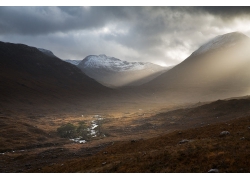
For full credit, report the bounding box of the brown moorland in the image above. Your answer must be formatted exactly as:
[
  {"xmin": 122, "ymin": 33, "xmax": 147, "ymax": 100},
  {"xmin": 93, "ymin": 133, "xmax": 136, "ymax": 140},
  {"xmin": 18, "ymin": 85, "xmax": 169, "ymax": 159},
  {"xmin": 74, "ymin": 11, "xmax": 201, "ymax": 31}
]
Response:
[
  {"xmin": 0, "ymin": 97, "xmax": 250, "ymax": 173},
  {"xmin": 43, "ymin": 115, "xmax": 250, "ymax": 173}
]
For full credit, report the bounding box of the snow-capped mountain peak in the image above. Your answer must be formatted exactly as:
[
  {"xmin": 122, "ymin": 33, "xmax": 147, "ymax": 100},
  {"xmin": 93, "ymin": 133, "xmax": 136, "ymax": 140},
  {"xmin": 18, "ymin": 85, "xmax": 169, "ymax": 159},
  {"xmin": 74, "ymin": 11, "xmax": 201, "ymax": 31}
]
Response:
[
  {"xmin": 77, "ymin": 54, "xmax": 171, "ymax": 87},
  {"xmin": 79, "ymin": 54, "xmax": 158, "ymax": 72},
  {"xmin": 191, "ymin": 32, "xmax": 248, "ymax": 57}
]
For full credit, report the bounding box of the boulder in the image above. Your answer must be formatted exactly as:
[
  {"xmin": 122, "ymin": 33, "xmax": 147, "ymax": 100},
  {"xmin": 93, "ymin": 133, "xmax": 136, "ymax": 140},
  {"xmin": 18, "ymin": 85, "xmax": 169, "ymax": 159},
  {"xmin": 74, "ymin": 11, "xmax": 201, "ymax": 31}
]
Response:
[{"xmin": 220, "ymin": 131, "xmax": 230, "ymax": 136}]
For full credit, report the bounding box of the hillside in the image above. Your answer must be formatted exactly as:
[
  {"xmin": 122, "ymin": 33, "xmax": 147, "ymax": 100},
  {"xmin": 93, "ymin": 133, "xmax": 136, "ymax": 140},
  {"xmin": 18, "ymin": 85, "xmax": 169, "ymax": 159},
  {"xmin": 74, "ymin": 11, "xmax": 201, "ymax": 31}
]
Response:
[
  {"xmin": 141, "ymin": 32, "xmax": 250, "ymax": 102},
  {"xmin": 0, "ymin": 41, "xmax": 113, "ymax": 109}
]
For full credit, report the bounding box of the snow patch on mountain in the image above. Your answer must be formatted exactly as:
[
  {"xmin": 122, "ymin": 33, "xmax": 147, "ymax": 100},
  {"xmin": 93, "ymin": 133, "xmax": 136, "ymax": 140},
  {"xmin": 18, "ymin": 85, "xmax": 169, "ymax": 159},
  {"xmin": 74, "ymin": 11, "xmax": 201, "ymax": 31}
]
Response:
[
  {"xmin": 79, "ymin": 54, "xmax": 162, "ymax": 72},
  {"xmin": 191, "ymin": 32, "xmax": 247, "ymax": 57}
]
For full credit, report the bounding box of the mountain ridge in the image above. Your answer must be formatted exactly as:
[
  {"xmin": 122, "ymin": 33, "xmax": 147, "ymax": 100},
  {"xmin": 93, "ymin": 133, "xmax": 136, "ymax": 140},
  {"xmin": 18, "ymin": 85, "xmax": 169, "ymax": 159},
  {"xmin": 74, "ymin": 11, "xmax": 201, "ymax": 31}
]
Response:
[
  {"xmin": 37, "ymin": 48, "xmax": 57, "ymax": 58},
  {"xmin": 191, "ymin": 31, "xmax": 248, "ymax": 57},
  {"xmin": 79, "ymin": 54, "xmax": 163, "ymax": 72}
]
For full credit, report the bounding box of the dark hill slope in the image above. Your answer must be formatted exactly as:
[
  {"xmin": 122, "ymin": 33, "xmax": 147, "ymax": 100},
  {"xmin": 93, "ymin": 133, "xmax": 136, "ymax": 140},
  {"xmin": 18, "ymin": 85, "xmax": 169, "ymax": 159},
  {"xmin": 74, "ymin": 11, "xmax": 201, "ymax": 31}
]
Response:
[{"xmin": 0, "ymin": 41, "xmax": 112, "ymax": 108}]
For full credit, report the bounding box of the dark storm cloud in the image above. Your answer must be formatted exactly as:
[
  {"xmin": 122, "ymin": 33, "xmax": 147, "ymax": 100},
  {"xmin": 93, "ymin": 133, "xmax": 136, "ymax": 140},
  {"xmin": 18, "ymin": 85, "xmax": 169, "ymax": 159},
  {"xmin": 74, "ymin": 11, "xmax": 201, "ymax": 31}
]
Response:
[
  {"xmin": 0, "ymin": 6, "xmax": 129, "ymax": 35},
  {"xmin": 1, "ymin": 6, "xmax": 250, "ymax": 66},
  {"xmin": 0, "ymin": 6, "xmax": 178, "ymax": 37},
  {"xmin": 198, "ymin": 6, "xmax": 250, "ymax": 19},
  {"xmin": 159, "ymin": 6, "xmax": 250, "ymax": 20}
]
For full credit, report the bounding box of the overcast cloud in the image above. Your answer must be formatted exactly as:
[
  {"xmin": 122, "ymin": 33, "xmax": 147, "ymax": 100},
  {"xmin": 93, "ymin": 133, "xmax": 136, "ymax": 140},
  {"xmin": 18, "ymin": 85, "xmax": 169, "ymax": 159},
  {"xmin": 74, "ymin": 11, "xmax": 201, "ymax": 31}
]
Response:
[{"xmin": 1, "ymin": 6, "xmax": 250, "ymax": 66}]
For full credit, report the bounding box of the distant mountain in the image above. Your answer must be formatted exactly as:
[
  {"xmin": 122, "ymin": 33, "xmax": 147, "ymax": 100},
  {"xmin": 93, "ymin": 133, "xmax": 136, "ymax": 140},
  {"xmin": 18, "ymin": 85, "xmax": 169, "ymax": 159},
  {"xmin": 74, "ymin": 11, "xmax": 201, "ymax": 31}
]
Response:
[
  {"xmin": 0, "ymin": 42, "xmax": 112, "ymax": 107},
  {"xmin": 77, "ymin": 54, "xmax": 171, "ymax": 87},
  {"xmin": 142, "ymin": 32, "xmax": 250, "ymax": 101},
  {"xmin": 64, "ymin": 60, "xmax": 81, "ymax": 66}
]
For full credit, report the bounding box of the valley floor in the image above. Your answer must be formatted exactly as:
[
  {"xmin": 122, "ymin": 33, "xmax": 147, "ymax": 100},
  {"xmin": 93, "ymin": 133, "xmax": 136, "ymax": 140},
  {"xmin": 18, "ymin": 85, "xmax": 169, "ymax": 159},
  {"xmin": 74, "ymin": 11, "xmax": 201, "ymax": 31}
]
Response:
[{"xmin": 0, "ymin": 98, "xmax": 250, "ymax": 173}]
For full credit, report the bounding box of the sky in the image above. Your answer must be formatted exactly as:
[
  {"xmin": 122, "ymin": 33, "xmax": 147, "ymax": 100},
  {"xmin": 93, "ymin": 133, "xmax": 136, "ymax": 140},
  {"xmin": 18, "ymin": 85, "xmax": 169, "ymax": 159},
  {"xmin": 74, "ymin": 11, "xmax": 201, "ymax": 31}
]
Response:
[{"xmin": 1, "ymin": 5, "xmax": 250, "ymax": 66}]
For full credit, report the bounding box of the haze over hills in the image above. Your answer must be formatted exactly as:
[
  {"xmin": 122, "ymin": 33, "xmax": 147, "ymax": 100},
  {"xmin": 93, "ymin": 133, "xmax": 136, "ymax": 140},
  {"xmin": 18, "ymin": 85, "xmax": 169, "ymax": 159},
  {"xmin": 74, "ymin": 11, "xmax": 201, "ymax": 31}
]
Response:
[
  {"xmin": 141, "ymin": 32, "xmax": 250, "ymax": 102},
  {"xmin": 77, "ymin": 54, "xmax": 171, "ymax": 87}
]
